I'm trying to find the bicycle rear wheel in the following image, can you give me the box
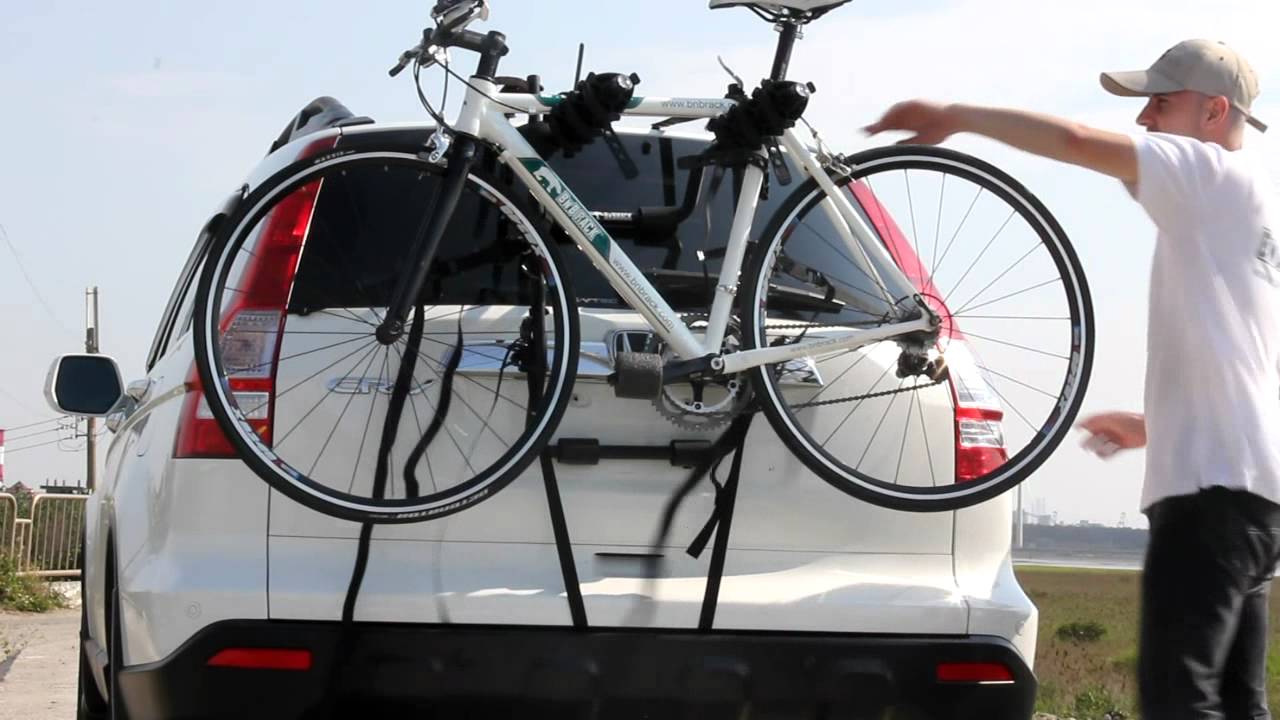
[192,148,578,523]
[741,145,1093,512]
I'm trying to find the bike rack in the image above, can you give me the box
[540,413,754,631]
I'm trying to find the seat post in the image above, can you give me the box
[769,20,801,81]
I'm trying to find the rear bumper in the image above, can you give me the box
[119,620,1035,719]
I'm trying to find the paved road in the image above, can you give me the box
[0,608,79,719]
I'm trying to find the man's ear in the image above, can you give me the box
[1204,95,1232,127]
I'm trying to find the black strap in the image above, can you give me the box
[685,454,727,559]
[523,263,588,628]
[540,450,588,627]
[695,414,752,630]
[327,304,429,713]
[404,319,463,497]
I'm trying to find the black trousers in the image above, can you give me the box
[1141,486,1280,720]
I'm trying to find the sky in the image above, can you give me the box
[2,0,1279,527]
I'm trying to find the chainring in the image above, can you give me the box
[648,316,752,432]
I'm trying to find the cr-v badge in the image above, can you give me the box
[326,377,436,395]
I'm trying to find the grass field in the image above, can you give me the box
[1016,566,1280,718]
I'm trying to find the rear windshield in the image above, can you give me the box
[288,130,884,317]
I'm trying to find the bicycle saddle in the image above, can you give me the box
[709,0,852,14]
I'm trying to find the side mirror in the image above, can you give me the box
[44,354,125,417]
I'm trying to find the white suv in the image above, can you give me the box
[50,97,1037,720]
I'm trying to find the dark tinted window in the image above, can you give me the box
[287,131,887,315]
[290,162,540,312]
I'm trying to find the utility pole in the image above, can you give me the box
[1014,484,1024,549]
[85,287,99,491]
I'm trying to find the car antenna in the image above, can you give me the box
[573,43,585,86]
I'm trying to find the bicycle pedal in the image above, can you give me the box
[611,351,663,399]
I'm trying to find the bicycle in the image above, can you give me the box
[191,0,1094,523]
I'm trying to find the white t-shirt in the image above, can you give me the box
[1130,131,1280,510]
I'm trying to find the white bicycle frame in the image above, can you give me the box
[451,77,933,375]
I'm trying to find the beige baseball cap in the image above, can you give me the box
[1101,39,1266,133]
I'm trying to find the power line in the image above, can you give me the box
[0,383,44,417]
[6,436,71,454]
[5,425,69,442]
[0,416,64,432]
[0,223,77,338]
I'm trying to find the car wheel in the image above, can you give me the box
[77,604,108,719]
[106,551,130,720]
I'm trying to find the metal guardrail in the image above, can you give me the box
[0,493,17,558]
[0,493,87,578]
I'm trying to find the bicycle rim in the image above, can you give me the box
[743,145,1093,512]
[193,151,578,523]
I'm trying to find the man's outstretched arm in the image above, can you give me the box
[865,101,1138,184]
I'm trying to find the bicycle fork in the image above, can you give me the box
[375,136,480,345]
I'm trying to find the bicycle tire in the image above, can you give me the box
[740,145,1093,512]
[192,147,579,523]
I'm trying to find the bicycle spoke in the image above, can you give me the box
[964,340,1043,436]
[407,360,479,477]
[856,379,905,470]
[240,336,383,419]
[315,309,379,328]
[793,219,894,308]
[932,185,983,280]
[976,364,1061,400]
[275,340,385,448]
[273,337,385,404]
[402,364,437,495]
[903,169,925,290]
[862,174,899,304]
[894,387,915,485]
[950,241,1043,320]
[932,174,946,278]
[405,344,515,446]
[800,347,872,406]
[820,362,893,446]
[952,314,1070,321]
[234,330,373,336]
[309,344,383,476]
[347,347,389,493]
[403,342,529,413]
[227,334,373,377]
[961,330,1068,360]
[942,209,1015,308]
[985,375,1043,436]
[914,391,938,487]
[954,278,1061,316]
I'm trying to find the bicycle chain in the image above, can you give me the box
[775,322,948,408]
[790,376,947,409]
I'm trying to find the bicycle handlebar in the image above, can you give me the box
[389,0,491,77]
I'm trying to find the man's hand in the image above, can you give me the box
[865,100,1138,183]
[1076,411,1147,459]
[864,100,960,145]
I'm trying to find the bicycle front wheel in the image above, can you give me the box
[192,148,579,523]
[741,145,1093,512]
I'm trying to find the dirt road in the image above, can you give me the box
[0,608,79,719]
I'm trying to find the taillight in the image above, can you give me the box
[947,345,1008,483]
[208,647,312,671]
[935,661,1014,683]
[175,136,336,459]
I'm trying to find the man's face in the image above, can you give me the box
[1135,91,1220,139]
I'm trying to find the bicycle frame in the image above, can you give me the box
[453,77,932,375]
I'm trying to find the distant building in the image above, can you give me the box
[1014,509,1056,526]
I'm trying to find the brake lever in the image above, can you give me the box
[389,46,420,77]
[389,42,449,78]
